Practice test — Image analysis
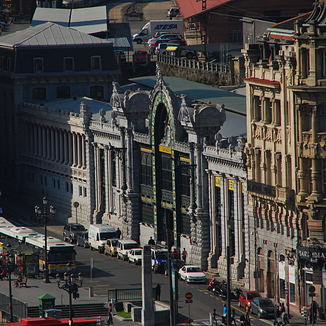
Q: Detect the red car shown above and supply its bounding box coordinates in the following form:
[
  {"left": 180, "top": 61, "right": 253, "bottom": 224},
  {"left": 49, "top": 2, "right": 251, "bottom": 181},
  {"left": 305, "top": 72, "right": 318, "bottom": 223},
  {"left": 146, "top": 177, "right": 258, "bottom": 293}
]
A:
[
  {"left": 133, "top": 50, "right": 148, "bottom": 63},
  {"left": 238, "top": 291, "right": 261, "bottom": 308}
]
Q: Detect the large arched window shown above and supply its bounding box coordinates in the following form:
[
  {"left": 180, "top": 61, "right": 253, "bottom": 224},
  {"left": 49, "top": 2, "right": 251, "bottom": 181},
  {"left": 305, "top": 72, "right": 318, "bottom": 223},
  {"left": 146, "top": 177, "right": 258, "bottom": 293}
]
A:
[
  {"left": 90, "top": 86, "right": 103, "bottom": 99},
  {"left": 32, "top": 88, "right": 46, "bottom": 100}
]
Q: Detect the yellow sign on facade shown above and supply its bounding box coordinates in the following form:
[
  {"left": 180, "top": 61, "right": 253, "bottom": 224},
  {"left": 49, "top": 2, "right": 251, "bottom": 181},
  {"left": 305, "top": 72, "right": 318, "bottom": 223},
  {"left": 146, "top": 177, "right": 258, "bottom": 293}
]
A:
[
  {"left": 159, "top": 145, "right": 172, "bottom": 154},
  {"left": 215, "top": 176, "right": 221, "bottom": 187},
  {"left": 228, "top": 179, "right": 234, "bottom": 190}
]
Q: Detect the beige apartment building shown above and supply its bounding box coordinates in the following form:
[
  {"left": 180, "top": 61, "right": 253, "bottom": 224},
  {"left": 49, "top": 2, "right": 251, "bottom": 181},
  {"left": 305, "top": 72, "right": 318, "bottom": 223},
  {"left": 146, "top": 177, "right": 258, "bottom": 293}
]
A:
[{"left": 242, "top": 0, "right": 326, "bottom": 313}]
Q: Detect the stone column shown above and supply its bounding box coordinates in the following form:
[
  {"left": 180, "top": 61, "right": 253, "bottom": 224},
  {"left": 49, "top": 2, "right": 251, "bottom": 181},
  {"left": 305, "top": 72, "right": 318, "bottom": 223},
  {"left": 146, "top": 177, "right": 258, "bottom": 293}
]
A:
[
  {"left": 51, "top": 128, "right": 55, "bottom": 161},
  {"left": 55, "top": 129, "right": 60, "bottom": 162},
  {"left": 68, "top": 132, "right": 73, "bottom": 165},
  {"left": 42, "top": 126, "right": 46, "bottom": 158},
  {"left": 46, "top": 128, "right": 51, "bottom": 160},
  {"left": 73, "top": 133, "right": 77, "bottom": 167},
  {"left": 141, "top": 245, "right": 154, "bottom": 326},
  {"left": 59, "top": 129, "right": 64, "bottom": 163}
]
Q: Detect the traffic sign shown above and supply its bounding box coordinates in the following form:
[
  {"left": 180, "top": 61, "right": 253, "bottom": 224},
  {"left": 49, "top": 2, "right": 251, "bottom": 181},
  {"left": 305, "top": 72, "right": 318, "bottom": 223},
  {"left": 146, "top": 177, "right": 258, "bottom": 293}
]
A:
[
  {"left": 185, "top": 299, "right": 193, "bottom": 304},
  {"left": 185, "top": 292, "right": 193, "bottom": 300}
]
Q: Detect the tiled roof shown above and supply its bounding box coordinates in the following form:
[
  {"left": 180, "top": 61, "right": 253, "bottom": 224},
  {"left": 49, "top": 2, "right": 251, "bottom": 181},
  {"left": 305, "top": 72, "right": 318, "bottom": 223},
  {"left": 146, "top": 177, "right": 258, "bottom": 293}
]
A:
[
  {"left": 175, "top": 0, "right": 232, "bottom": 19},
  {"left": 0, "top": 22, "right": 112, "bottom": 48}
]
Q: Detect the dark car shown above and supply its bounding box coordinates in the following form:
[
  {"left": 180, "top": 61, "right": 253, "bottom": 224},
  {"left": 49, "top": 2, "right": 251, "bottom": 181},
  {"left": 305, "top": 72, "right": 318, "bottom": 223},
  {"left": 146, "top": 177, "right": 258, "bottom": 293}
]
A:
[
  {"left": 133, "top": 50, "right": 149, "bottom": 63},
  {"left": 250, "top": 297, "right": 276, "bottom": 318},
  {"left": 76, "top": 232, "right": 89, "bottom": 248},
  {"left": 63, "top": 223, "right": 87, "bottom": 243}
]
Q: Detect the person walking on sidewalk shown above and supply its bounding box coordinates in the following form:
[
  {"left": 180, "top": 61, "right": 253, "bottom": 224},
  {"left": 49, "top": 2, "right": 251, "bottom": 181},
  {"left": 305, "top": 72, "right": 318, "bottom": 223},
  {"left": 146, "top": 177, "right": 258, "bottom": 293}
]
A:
[{"left": 107, "top": 311, "right": 113, "bottom": 326}]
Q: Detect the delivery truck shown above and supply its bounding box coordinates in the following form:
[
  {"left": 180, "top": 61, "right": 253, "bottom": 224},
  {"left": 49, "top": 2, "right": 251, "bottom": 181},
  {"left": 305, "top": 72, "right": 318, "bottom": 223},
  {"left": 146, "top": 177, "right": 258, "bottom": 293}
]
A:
[
  {"left": 88, "top": 224, "right": 116, "bottom": 253},
  {"left": 132, "top": 20, "right": 184, "bottom": 44}
]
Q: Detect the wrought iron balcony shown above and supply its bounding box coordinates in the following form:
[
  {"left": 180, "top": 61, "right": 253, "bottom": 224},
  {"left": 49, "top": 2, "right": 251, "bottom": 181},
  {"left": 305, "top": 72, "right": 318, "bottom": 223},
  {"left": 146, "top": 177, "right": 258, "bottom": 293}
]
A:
[{"left": 247, "top": 180, "right": 276, "bottom": 197}]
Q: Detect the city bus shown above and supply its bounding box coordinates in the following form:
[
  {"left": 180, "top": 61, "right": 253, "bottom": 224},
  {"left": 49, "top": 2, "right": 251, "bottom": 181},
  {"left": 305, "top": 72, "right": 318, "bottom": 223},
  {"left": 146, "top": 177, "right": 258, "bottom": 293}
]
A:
[
  {"left": 0, "top": 217, "right": 76, "bottom": 276},
  {"left": 8, "top": 317, "right": 104, "bottom": 326}
]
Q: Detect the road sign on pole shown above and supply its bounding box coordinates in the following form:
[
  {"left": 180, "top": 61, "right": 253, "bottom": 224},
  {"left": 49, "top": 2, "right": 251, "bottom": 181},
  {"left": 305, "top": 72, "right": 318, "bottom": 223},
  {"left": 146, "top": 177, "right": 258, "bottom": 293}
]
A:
[{"left": 185, "top": 292, "right": 193, "bottom": 300}]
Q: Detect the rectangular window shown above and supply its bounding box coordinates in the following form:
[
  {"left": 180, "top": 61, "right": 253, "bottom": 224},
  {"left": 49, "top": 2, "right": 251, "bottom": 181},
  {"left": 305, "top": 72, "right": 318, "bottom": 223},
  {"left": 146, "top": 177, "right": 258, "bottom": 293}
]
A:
[
  {"left": 79, "top": 186, "right": 82, "bottom": 196},
  {"left": 141, "top": 151, "right": 152, "bottom": 186},
  {"left": 32, "top": 88, "right": 46, "bottom": 101},
  {"left": 44, "top": 177, "right": 47, "bottom": 186},
  {"left": 53, "top": 178, "right": 56, "bottom": 188},
  {"left": 229, "top": 30, "right": 242, "bottom": 43},
  {"left": 66, "top": 182, "right": 69, "bottom": 192},
  {"left": 91, "top": 56, "right": 101, "bottom": 70},
  {"left": 90, "top": 86, "right": 104, "bottom": 99},
  {"left": 112, "top": 151, "right": 117, "bottom": 187},
  {"left": 57, "top": 180, "right": 60, "bottom": 190},
  {"left": 279, "top": 279, "right": 286, "bottom": 299},
  {"left": 161, "top": 154, "right": 172, "bottom": 191},
  {"left": 40, "top": 175, "right": 43, "bottom": 185},
  {"left": 274, "top": 100, "right": 281, "bottom": 126},
  {"left": 84, "top": 187, "right": 87, "bottom": 197},
  {"left": 141, "top": 203, "right": 154, "bottom": 225},
  {"left": 64, "top": 57, "right": 74, "bottom": 71},
  {"left": 71, "top": 184, "right": 73, "bottom": 194},
  {"left": 289, "top": 283, "right": 295, "bottom": 302},
  {"left": 34, "top": 58, "right": 44, "bottom": 71},
  {"left": 180, "top": 162, "right": 190, "bottom": 196},
  {"left": 7, "top": 58, "right": 11, "bottom": 71},
  {"left": 0, "top": 56, "right": 4, "bottom": 70}
]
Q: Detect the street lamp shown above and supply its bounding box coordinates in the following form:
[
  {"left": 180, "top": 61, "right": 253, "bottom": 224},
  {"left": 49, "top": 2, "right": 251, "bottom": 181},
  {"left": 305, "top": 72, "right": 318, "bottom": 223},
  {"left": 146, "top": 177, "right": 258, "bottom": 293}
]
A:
[
  {"left": 56, "top": 264, "right": 83, "bottom": 325},
  {"left": 4, "top": 243, "right": 17, "bottom": 322},
  {"left": 34, "top": 197, "right": 56, "bottom": 283}
]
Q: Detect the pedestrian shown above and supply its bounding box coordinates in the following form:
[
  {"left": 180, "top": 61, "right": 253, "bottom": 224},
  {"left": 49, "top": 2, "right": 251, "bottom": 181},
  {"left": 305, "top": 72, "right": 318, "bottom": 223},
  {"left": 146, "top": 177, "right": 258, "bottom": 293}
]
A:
[
  {"left": 148, "top": 236, "right": 155, "bottom": 245},
  {"left": 310, "top": 301, "right": 318, "bottom": 324},
  {"left": 222, "top": 304, "right": 228, "bottom": 324},
  {"left": 274, "top": 305, "right": 282, "bottom": 326},
  {"left": 72, "top": 283, "right": 79, "bottom": 300},
  {"left": 155, "top": 282, "right": 161, "bottom": 300},
  {"left": 231, "top": 308, "right": 237, "bottom": 326},
  {"left": 172, "top": 248, "right": 179, "bottom": 259},
  {"left": 107, "top": 311, "right": 113, "bottom": 326},
  {"left": 212, "top": 308, "right": 218, "bottom": 326},
  {"left": 181, "top": 248, "right": 188, "bottom": 263},
  {"left": 115, "top": 228, "right": 121, "bottom": 239}
]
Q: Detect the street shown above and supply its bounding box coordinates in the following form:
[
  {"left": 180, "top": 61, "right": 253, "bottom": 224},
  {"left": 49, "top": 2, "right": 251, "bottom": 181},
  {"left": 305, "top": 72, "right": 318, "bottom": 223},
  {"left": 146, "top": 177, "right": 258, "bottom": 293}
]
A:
[{"left": 2, "top": 219, "right": 275, "bottom": 326}]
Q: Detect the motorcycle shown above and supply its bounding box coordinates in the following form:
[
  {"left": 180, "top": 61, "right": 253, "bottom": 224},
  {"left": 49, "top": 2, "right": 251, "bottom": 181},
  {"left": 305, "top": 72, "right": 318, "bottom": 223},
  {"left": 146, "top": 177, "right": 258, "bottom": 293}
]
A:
[{"left": 213, "top": 286, "right": 242, "bottom": 300}]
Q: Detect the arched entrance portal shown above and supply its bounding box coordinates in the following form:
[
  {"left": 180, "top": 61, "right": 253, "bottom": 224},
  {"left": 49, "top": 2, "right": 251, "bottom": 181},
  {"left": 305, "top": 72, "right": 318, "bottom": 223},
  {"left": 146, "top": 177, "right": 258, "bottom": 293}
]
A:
[{"left": 152, "top": 97, "right": 177, "bottom": 246}]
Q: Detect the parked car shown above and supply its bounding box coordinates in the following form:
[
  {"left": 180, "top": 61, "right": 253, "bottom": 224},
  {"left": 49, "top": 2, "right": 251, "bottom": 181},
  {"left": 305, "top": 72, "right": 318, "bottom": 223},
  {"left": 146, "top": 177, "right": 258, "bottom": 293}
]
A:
[
  {"left": 148, "top": 34, "right": 183, "bottom": 51},
  {"left": 250, "top": 297, "right": 276, "bottom": 318},
  {"left": 165, "top": 45, "right": 196, "bottom": 59},
  {"left": 128, "top": 248, "right": 143, "bottom": 265},
  {"left": 63, "top": 223, "right": 87, "bottom": 243},
  {"left": 76, "top": 232, "right": 89, "bottom": 248},
  {"left": 114, "top": 50, "right": 126, "bottom": 62},
  {"left": 117, "top": 239, "right": 139, "bottom": 260},
  {"left": 104, "top": 238, "right": 119, "bottom": 257},
  {"left": 178, "top": 265, "right": 207, "bottom": 283},
  {"left": 133, "top": 50, "right": 149, "bottom": 63},
  {"left": 238, "top": 290, "right": 261, "bottom": 308}
]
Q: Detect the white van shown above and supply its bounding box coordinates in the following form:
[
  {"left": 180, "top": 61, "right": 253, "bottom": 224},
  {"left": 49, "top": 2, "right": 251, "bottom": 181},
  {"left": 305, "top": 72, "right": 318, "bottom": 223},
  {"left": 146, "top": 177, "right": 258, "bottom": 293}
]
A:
[
  {"left": 117, "top": 239, "right": 139, "bottom": 261},
  {"left": 88, "top": 224, "right": 116, "bottom": 253}
]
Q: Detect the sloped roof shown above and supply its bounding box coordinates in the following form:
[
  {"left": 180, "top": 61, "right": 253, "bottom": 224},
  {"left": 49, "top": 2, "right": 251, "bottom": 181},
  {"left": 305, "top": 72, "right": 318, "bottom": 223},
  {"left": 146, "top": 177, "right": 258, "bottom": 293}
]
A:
[
  {"left": 31, "top": 7, "right": 70, "bottom": 27},
  {"left": 176, "top": 0, "right": 233, "bottom": 19},
  {"left": 0, "top": 22, "right": 112, "bottom": 48},
  {"left": 31, "top": 6, "right": 108, "bottom": 35}
]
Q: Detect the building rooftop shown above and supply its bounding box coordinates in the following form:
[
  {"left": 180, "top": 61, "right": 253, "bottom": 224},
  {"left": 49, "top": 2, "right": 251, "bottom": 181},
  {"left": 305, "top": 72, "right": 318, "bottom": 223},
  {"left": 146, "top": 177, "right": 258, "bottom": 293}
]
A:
[
  {"left": 0, "top": 22, "right": 112, "bottom": 48},
  {"left": 31, "top": 6, "right": 108, "bottom": 35}
]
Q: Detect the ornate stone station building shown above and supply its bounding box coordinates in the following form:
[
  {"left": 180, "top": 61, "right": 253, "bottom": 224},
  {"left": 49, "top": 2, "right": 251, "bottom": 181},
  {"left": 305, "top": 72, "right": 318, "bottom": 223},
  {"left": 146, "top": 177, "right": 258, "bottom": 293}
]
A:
[{"left": 17, "top": 69, "right": 248, "bottom": 274}]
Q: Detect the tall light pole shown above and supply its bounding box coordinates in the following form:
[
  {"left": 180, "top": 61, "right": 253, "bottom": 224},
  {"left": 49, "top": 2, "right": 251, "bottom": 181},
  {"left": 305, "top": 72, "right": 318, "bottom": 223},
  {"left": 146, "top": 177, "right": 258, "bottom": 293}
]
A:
[
  {"left": 35, "top": 197, "right": 56, "bottom": 283},
  {"left": 4, "top": 243, "right": 17, "bottom": 322},
  {"left": 73, "top": 202, "right": 79, "bottom": 224},
  {"left": 56, "top": 264, "right": 83, "bottom": 325}
]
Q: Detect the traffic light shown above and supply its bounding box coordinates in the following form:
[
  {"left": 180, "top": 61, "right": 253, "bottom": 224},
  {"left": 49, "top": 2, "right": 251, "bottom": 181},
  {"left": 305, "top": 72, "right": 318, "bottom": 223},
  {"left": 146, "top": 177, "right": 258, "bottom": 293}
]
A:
[{"left": 301, "top": 307, "right": 307, "bottom": 318}]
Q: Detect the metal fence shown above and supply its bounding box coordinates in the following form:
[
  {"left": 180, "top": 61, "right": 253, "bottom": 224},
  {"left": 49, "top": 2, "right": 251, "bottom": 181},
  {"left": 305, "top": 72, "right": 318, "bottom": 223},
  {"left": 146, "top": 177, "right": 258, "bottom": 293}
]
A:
[
  {"left": 0, "top": 292, "right": 28, "bottom": 322},
  {"left": 108, "top": 287, "right": 156, "bottom": 302}
]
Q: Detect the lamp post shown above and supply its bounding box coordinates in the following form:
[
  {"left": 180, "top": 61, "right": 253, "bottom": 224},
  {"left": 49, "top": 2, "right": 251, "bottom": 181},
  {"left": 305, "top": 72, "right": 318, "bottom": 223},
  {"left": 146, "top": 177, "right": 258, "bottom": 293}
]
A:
[
  {"left": 35, "top": 197, "right": 56, "bottom": 283},
  {"left": 4, "top": 243, "right": 17, "bottom": 322},
  {"left": 56, "top": 264, "right": 83, "bottom": 325},
  {"left": 73, "top": 202, "right": 79, "bottom": 224}
]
